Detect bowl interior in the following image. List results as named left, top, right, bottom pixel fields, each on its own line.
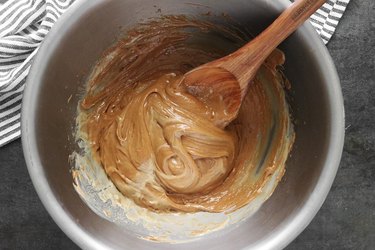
left=22, top=0, right=343, bottom=249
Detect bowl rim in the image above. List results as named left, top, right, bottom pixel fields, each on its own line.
left=21, top=0, right=345, bottom=249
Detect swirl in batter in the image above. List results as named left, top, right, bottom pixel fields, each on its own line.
left=78, top=16, right=295, bottom=213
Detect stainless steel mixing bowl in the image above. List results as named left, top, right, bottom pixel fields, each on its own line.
left=21, top=0, right=345, bottom=249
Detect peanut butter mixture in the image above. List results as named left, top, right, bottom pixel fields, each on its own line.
left=78, top=16, right=294, bottom=213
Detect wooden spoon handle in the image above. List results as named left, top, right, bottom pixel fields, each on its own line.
left=217, top=0, right=327, bottom=94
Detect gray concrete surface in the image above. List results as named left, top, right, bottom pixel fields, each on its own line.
left=0, top=0, right=374, bottom=249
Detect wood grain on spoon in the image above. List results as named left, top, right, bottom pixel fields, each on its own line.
left=182, top=0, right=327, bottom=127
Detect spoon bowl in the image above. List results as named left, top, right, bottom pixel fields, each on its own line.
left=182, top=67, right=241, bottom=127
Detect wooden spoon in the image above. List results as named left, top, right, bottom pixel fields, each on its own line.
left=182, top=0, right=326, bottom=127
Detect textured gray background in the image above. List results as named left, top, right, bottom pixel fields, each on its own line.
left=0, top=0, right=374, bottom=249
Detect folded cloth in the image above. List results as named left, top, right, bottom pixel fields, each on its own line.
left=0, top=0, right=350, bottom=147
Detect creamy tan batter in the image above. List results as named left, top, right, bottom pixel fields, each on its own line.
left=78, top=15, right=295, bottom=213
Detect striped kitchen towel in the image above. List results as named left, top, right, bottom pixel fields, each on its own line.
left=308, top=0, right=351, bottom=44
left=0, top=0, right=350, bottom=147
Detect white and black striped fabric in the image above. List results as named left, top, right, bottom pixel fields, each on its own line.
left=0, top=0, right=75, bottom=146
left=310, top=0, right=350, bottom=44
left=0, top=0, right=350, bottom=147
